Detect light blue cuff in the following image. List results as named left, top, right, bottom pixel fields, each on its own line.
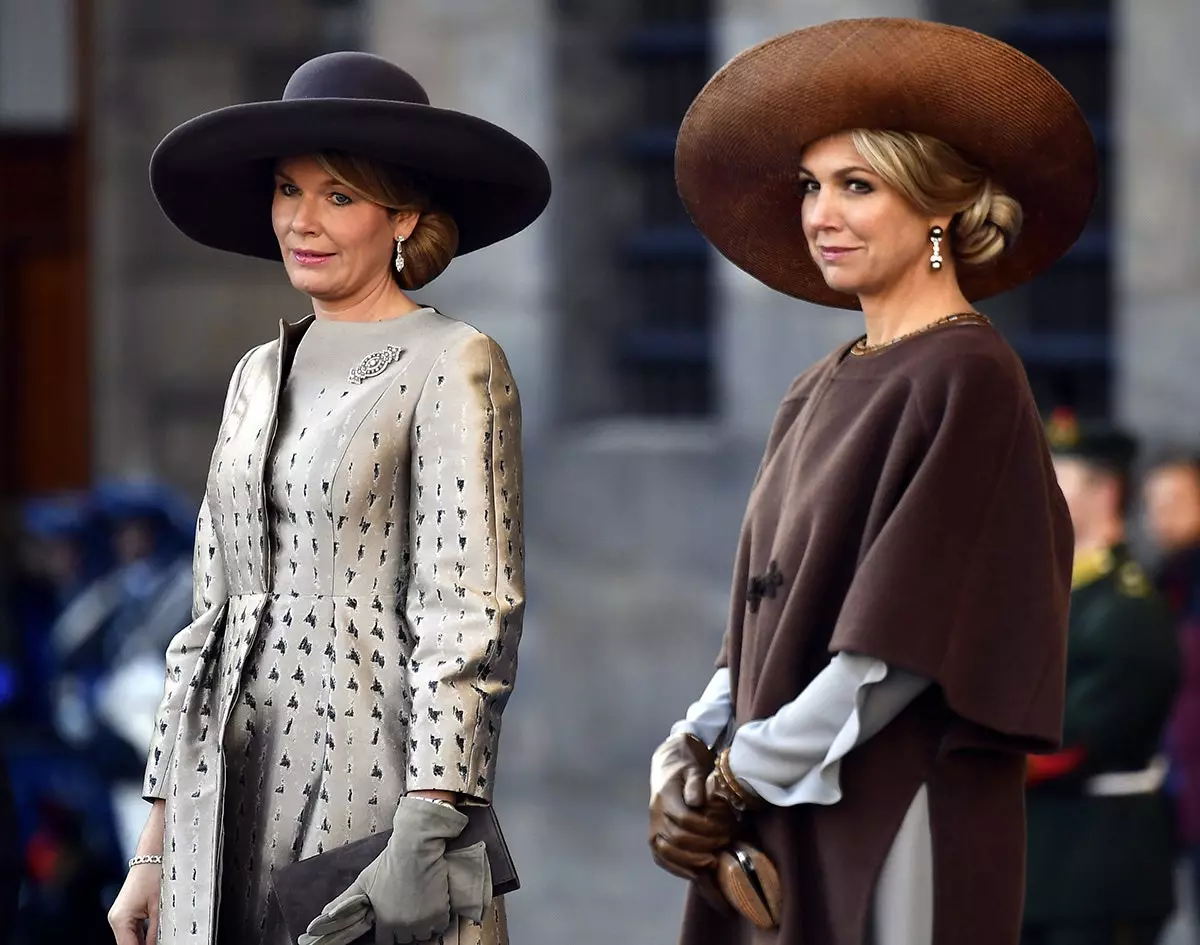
left=670, top=667, right=733, bottom=747
left=730, top=654, right=930, bottom=807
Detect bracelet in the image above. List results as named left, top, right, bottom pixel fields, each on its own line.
left=128, top=854, right=164, bottom=869
left=711, top=747, right=763, bottom=814
left=408, top=795, right=457, bottom=810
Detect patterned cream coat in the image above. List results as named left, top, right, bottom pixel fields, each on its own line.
left=143, top=310, right=523, bottom=945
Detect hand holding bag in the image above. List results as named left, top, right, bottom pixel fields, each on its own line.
left=707, top=723, right=783, bottom=930
left=269, top=800, right=518, bottom=945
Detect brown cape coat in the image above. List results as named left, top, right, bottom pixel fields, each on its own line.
left=680, top=323, right=1071, bottom=945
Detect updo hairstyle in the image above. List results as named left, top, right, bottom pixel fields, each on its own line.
left=849, top=130, right=1023, bottom=266
left=315, top=151, right=460, bottom=290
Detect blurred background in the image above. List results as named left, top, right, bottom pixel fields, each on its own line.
left=0, top=0, right=1198, bottom=942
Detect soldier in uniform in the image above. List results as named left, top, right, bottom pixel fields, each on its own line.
left=1022, top=410, right=1181, bottom=945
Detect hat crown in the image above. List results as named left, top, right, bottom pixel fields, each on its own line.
left=282, top=51, right=430, bottom=106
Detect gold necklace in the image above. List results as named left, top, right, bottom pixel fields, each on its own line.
left=849, top=312, right=991, bottom=356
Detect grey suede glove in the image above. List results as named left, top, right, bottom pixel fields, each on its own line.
left=297, top=842, right=490, bottom=945
left=299, top=797, right=490, bottom=945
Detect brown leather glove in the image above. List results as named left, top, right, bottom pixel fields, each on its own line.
left=648, top=732, right=737, bottom=881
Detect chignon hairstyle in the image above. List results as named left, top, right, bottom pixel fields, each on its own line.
left=849, top=129, right=1023, bottom=267
left=314, top=151, right=460, bottom=290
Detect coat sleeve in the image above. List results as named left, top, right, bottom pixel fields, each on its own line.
left=141, top=350, right=252, bottom=800
left=728, top=654, right=930, bottom=806
left=404, top=331, right=524, bottom=803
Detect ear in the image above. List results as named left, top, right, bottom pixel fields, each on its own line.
left=392, top=210, right=421, bottom=242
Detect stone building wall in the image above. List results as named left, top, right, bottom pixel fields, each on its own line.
left=89, top=0, right=364, bottom=493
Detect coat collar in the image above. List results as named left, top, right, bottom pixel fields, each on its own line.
left=279, top=314, right=317, bottom=360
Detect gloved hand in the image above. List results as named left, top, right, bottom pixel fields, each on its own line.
left=300, top=796, right=491, bottom=945
left=648, top=732, right=737, bottom=882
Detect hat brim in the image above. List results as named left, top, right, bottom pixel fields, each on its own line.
left=150, top=99, right=551, bottom=260
left=674, top=18, right=1098, bottom=309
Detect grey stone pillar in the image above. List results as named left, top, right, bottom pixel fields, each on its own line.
left=0, top=0, right=76, bottom=126
left=714, top=0, right=924, bottom=444
left=366, top=0, right=554, bottom=442
left=1115, top=0, right=1200, bottom=442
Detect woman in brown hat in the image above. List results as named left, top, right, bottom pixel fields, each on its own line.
left=105, top=51, right=549, bottom=945
left=649, top=18, right=1094, bottom=945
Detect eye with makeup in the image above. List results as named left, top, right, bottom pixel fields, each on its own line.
left=276, top=181, right=300, bottom=197
left=329, top=191, right=353, bottom=206
left=798, top=176, right=873, bottom=196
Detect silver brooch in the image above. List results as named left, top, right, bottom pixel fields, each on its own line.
left=349, top=345, right=403, bottom=385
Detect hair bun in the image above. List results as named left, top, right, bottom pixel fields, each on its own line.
left=399, top=209, right=459, bottom=290
left=954, top=185, right=1022, bottom=266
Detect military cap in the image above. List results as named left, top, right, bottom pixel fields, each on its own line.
left=1045, top=408, right=1138, bottom=474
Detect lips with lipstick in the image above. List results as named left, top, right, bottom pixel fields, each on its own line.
left=817, top=246, right=858, bottom=262
left=292, top=249, right=335, bottom=265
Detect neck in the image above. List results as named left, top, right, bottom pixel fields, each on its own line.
left=857, top=261, right=975, bottom=346
left=312, top=274, right=422, bottom=323
left=1074, top=519, right=1125, bottom=556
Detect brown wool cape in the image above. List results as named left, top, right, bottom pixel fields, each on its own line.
left=680, top=322, right=1072, bottom=945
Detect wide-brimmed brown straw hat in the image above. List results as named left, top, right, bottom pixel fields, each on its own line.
left=674, top=18, right=1098, bottom=308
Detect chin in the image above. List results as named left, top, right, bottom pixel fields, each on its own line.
left=819, top=270, right=864, bottom=296
left=286, top=271, right=331, bottom=297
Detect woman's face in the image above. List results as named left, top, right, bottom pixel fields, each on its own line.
left=271, top=155, right=408, bottom=303
left=798, top=133, right=935, bottom=298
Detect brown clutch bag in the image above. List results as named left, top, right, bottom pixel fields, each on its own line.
left=708, top=722, right=782, bottom=929
left=715, top=840, right=782, bottom=930
left=267, top=804, right=519, bottom=942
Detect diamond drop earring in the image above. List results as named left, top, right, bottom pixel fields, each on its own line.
left=929, top=226, right=944, bottom=271
left=394, top=236, right=406, bottom=274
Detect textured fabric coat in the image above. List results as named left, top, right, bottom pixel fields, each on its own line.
left=142, top=310, right=523, bottom=945
left=679, top=323, right=1072, bottom=945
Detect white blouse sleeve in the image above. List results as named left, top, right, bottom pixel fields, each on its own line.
left=670, top=667, right=734, bottom=747
left=729, top=653, right=931, bottom=807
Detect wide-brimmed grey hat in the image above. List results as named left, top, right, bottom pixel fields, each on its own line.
left=150, top=51, right=551, bottom=259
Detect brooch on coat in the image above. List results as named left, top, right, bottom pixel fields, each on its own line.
left=349, top=345, right=403, bottom=385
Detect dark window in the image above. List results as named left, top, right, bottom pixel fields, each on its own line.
left=614, top=1, right=714, bottom=416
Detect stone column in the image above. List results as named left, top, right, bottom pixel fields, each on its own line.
left=713, top=0, right=925, bottom=444
left=1115, top=0, right=1200, bottom=442
left=366, top=0, right=554, bottom=442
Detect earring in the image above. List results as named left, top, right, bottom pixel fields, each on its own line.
left=929, top=226, right=944, bottom=271
left=394, top=237, right=406, bottom=274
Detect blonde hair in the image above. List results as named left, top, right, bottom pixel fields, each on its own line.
left=314, top=151, right=459, bottom=290
left=848, top=130, right=1023, bottom=267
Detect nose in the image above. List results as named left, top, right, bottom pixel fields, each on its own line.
left=288, top=193, right=321, bottom=237
left=804, top=187, right=841, bottom=234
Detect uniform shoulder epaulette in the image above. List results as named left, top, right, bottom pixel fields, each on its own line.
left=1116, top=561, right=1151, bottom=598
left=1072, top=547, right=1114, bottom=589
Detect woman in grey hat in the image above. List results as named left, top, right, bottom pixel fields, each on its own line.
left=106, top=50, right=549, bottom=945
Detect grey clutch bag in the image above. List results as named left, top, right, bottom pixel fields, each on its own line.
left=268, top=804, right=519, bottom=942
